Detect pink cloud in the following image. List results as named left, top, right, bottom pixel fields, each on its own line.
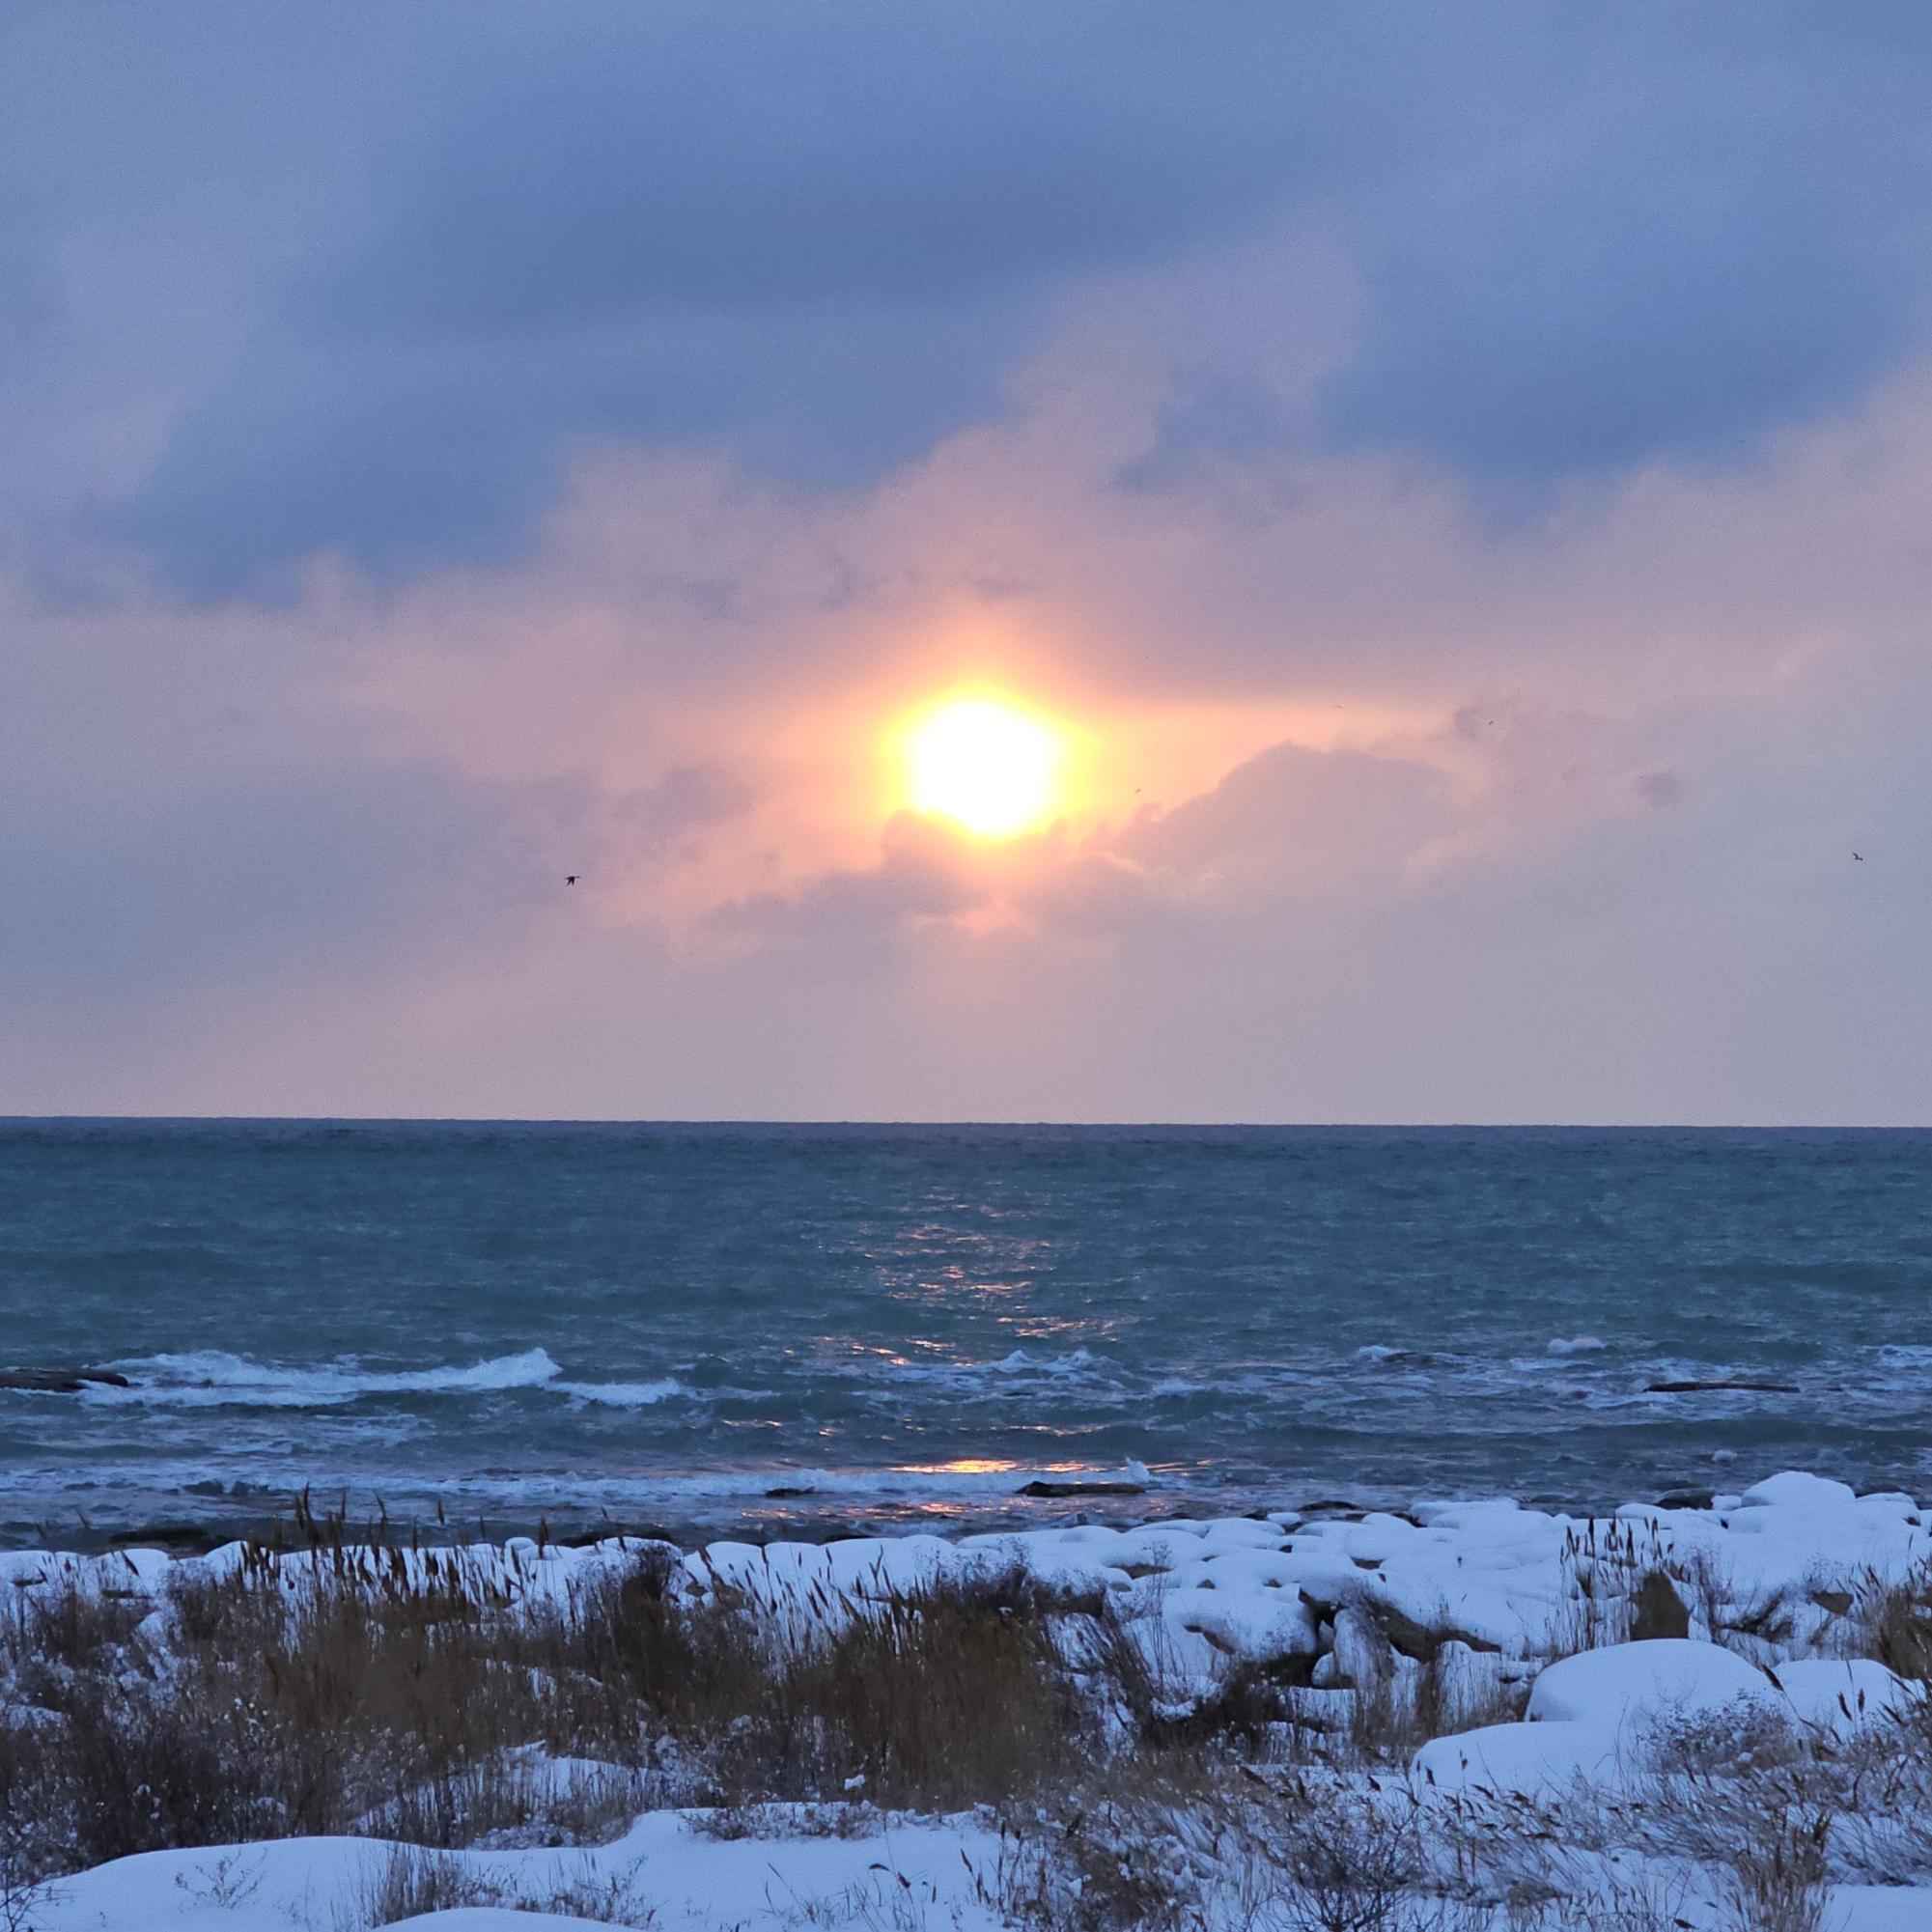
left=12, top=236, right=1932, bottom=1118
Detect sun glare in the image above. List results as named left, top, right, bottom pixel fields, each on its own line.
left=904, top=695, right=1063, bottom=838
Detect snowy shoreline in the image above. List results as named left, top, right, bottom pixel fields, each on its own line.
left=10, top=1469, right=1932, bottom=1930
left=0, top=1453, right=1894, bottom=1561
left=10, top=1466, right=1925, bottom=1665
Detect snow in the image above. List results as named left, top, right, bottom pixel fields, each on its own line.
left=1739, top=1470, right=1861, bottom=1511
left=1414, top=1714, right=1622, bottom=1795
left=1526, top=1637, right=1778, bottom=1727
left=1829, top=1887, right=1932, bottom=1932
left=8, top=1464, right=1926, bottom=1694
left=389, top=1917, right=604, bottom=1931
left=1415, top=1637, right=1868, bottom=1798
left=30, top=1811, right=1011, bottom=1932
left=12, top=1469, right=1932, bottom=1928
left=1774, top=1656, right=1922, bottom=1735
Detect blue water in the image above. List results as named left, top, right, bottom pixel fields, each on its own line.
left=1, top=1121, right=1929, bottom=1545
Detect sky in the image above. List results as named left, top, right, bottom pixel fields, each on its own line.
left=5, top=2, right=1932, bottom=1124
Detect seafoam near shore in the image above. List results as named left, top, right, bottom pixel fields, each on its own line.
left=13, top=1470, right=1932, bottom=1929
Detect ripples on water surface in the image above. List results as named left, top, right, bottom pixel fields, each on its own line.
left=1, top=1122, right=1929, bottom=1544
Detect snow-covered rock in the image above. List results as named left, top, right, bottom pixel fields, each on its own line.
left=1526, top=1638, right=1778, bottom=1728
left=29, top=1811, right=1010, bottom=1932
left=390, top=1917, right=608, bottom=1930
left=1413, top=1715, right=1619, bottom=1795
left=1419, top=1638, right=1786, bottom=1799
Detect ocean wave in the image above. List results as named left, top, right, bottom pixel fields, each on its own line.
left=936, top=1347, right=1106, bottom=1379
left=1875, top=1345, right=1932, bottom=1370
left=90, top=1348, right=564, bottom=1409
left=1352, top=1345, right=1466, bottom=1368
left=0, top=1457, right=1158, bottom=1520
left=555, top=1378, right=688, bottom=1408
left=1546, top=1336, right=1608, bottom=1356
left=480, top=1458, right=1160, bottom=1505
left=993, top=1347, right=1099, bottom=1375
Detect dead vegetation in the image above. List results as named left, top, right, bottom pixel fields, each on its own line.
left=983, top=1620, right=1932, bottom=1932
left=1850, top=1554, right=1932, bottom=1680
left=353, top=1842, right=657, bottom=1927
left=5, top=1519, right=1932, bottom=1929
left=987, top=1762, right=1708, bottom=1932
left=0, top=1534, right=1139, bottom=1890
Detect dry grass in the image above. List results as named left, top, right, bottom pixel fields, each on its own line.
left=572, top=1552, right=1107, bottom=1807
left=1849, top=1556, right=1932, bottom=1679
left=351, top=1843, right=657, bottom=1927
left=0, top=1537, right=1132, bottom=1889
left=356, top=1843, right=495, bottom=1924
left=8, top=1517, right=1932, bottom=1930
left=993, top=1761, right=1706, bottom=1932
left=1551, top=1519, right=1659, bottom=1652
left=1343, top=1648, right=1524, bottom=1763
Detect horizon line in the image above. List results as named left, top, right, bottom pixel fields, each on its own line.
left=3, top=1114, right=1928, bottom=1134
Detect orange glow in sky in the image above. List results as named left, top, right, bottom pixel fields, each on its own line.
left=901, top=693, right=1066, bottom=838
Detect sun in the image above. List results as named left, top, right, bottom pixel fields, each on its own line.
left=903, top=695, right=1064, bottom=838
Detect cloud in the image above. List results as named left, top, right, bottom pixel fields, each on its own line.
left=707, top=814, right=991, bottom=951
left=1317, top=12, right=1932, bottom=490
left=4, top=6, right=1928, bottom=588
left=8, top=8, right=1932, bottom=1120
left=705, top=697, right=1699, bottom=963
left=0, top=760, right=571, bottom=997
left=1113, top=743, right=1448, bottom=896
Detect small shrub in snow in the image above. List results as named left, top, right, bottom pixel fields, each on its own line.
left=355, top=1842, right=495, bottom=1924
left=1852, top=1555, right=1932, bottom=1680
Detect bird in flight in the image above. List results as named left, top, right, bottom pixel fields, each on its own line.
left=1853, top=853, right=1864, bottom=862
left=566, top=875, right=579, bottom=885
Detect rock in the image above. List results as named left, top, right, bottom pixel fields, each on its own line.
left=1631, top=1569, right=1691, bottom=1641
left=1527, top=1638, right=1778, bottom=1729
left=1433, top=1640, right=1515, bottom=1730
left=1368, top=1599, right=1501, bottom=1661
left=1016, top=1479, right=1145, bottom=1498
left=1644, top=1380, right=1800, bottom=1395
left=0, top=1366, right=132, bottom=1393
left=1414, top=1716, right=1616, bottom=1796
left=105, top=1523, right=219, bottom=1556
left=1328, top=1605, right=1391, bottom=1690
left=1739, top=1472, right=1859, bottom=1510
left=1655, top=1489, right=1714, bottom=1509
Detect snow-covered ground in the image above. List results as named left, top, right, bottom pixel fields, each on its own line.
left=9, top=1470, right=1932, bottom=1930
left=28, top=1801, right=1932, bottom=1932
left=26, top=1811, right=1015, bottom=1932
left=13, top=1467, right=1921, bottom=1680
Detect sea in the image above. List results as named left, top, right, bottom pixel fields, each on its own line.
left=1, top=1121, right=1929, bottom=1549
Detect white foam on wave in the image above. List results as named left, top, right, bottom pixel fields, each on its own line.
left=993, top=1347, right=1098, bottom=1374
left=556, top=1378, right=688, bottom=1408
left=90, top=1348, right=564, bottom=1409
left=858, top=1346, right=1112, bottom=1388
left=1547, top=1335, right=1607, bottom=1356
